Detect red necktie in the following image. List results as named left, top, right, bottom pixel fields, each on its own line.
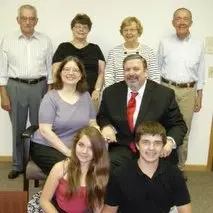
left=127, top=92, right=138, bottom=132
left=127, top=92, right=138, bottom=153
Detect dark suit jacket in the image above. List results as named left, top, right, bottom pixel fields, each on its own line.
left=97, top=80, right=187, bottom=164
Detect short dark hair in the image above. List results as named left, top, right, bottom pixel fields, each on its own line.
left=135, top=121, right=167, bottom=145
left=70, top=13, right=92, bottom=31
left=53, top=56, right=88, bottom=93
left=123, top=54, right=147, bottom=70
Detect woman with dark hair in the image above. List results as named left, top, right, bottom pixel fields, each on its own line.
left=40, top=126, right=110, bottom=213
left=30, top=56, right=98, bottom=175
left=52, top=13, right=105, bottom=104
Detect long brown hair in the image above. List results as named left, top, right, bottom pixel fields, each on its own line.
left=53, top=56, right=88, bottom=93
left=67, top=126, right=110, bottom=210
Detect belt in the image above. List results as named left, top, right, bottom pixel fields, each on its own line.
left=161, top=77, right=195, bottom=88
left=10, top=76, right=46, bottom=84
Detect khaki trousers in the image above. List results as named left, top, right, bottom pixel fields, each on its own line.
left=162, top=83, right=196, bottom=170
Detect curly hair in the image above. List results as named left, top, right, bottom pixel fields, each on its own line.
left=67, top=126, right=110, bottom=210
left=53, top=56, right=88, bottom=93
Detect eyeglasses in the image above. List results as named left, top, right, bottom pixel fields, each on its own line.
left=123, top=28, right=138, bottom=33
left=74, top=24, right=89, bottom=31
left=20, top=16, right=37, bottom=23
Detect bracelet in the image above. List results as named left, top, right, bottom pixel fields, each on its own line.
left=95, top=88, right=101, bottom=91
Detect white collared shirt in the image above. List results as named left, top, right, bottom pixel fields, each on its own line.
left=126, top=80, right=176, bottom=148
left=0, top=30, right=53, bottom=85
left=158, top=34, right=205, bottom=90
left=127, top=80, right=147, bottom=127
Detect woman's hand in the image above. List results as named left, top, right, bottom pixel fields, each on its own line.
left=91, top=89, right=101, bottom=100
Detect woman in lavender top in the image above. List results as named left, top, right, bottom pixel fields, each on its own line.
left=30, top=56, right=98, bottom=175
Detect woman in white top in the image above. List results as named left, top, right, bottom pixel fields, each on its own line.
left=105, top=16, right=160, bottom=88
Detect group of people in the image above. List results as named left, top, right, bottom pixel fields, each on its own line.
left=0, top=3, right=205, bottom=213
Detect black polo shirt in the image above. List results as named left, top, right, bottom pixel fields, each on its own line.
left=105, top=159, right=190, bottom=213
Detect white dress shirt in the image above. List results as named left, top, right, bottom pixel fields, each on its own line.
left=127, top=80, right=176, bottom=148
left=158, top=34, right=205, bottom=90
left=0, top=30, right=53, bottom=85
left=127, top=81, right=146, bottom=127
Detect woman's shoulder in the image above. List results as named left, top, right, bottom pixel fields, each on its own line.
left=140, top=43, right=154, bottom=52
left=42, top=90, right=61, bottom=103
left=54, top=159, right=69, bottom=172
left=79, top=91, right=91, bottom=99
left=86, top=43, right=102, bottom=50
left=56, top=42, right=74, bottom=50
left=44, top=89, right=58, bottom=98
left=108, top=44, right=124, bottom=56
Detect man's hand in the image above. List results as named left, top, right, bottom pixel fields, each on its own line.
left=160, top=139, right=173, bottom=158
left=194, top=90, right=202, bottom=112
left=0, top=89, right=11, bottom=112
left=101, top=126, right=117, bottom=143
left=194, top=95, right=202, bottom=112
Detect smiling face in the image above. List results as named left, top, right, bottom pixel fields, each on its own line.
left=121, top=21, right=140, bottom=44
left=17, top=8, right=38, bottom=37
left=61, top=60, right=82, bottom=86
left=123, top=58, right=147, bottom=91
left=172, top=8, right=192, bottom=39
left=75, top=135, right=93, bottom=166
left=136, top=134, right=164, bottom=164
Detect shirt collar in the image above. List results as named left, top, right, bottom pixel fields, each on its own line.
left=174, top=33, right=191, bottom=42
left=18, top=30, right=39, bottom=40
left=136, top=158, right=167, bottom=179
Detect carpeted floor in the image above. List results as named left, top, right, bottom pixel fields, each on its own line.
left=0, top=162, right=213, bottom=213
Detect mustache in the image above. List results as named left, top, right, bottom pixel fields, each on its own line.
left=126, top=75, right=139, bottom=80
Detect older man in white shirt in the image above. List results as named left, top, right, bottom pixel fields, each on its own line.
left=0, top=4, right=53, bottom=179
left=158, top=7, right=205, bottom=176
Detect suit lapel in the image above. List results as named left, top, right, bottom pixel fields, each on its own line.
left=116, top=82, right=132, bottom=133
left=135, top=80, right=155, bottom=129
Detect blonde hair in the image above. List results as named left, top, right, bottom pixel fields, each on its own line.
left=120, top=16, right=143, bottom=36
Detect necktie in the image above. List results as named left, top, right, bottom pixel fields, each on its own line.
left=127, top=92, right=138, bottom=153
left=127, top=92, right=138, bottom=132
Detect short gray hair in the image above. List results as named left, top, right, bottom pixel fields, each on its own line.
left=17, top=4, right=37, bottom=18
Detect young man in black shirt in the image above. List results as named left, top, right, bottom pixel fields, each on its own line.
left=102, top=121, right=192, bottom=213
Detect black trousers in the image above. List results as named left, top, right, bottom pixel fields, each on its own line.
left=30, top=142, right=66, bottom=175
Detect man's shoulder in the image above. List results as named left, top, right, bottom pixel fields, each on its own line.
left=147, top=79, right=174, bottom=93
left=189, top=35, right=204, bottom=46
left=34, top=31, right=51, bottom=41
left=160, top=34, right=176, bottom=44
left=113, top=160, right=137, bottom=179
left=159, top=159, right=181, bottom=177
left=1, top=30, right=19, bottom=41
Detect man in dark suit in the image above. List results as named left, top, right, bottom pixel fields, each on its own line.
left=98, top=54, right=187, bottom=170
